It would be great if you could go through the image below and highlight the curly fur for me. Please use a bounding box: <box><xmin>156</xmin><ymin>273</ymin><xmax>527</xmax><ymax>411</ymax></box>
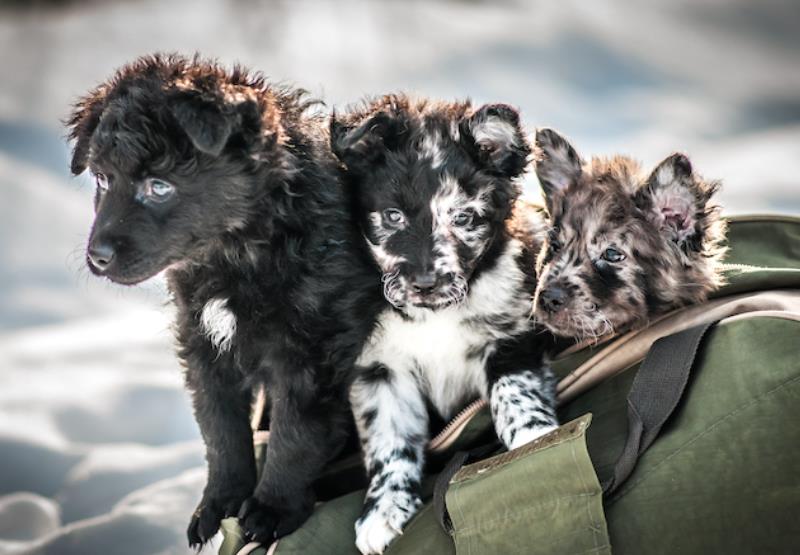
<box><xmin>67</xmin><ymin>53</ymin><xmax>384</xmax><ymax>548</ymax></box>
<box><xmin>332</xmin><ymin>96</ymin><xmax>559</xmax><ymax>554</ymax></box>
<box><xmin>532</xmin><ymin>128</ymin><xmax>727</xmax><ymax>339</ymax></box>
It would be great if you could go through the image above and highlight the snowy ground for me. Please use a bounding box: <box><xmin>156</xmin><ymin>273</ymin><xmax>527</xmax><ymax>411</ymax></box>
<box><xmin>1</xmin><ymin>0</ymin><xmax>798</xmax><ymax>553</ymax></box>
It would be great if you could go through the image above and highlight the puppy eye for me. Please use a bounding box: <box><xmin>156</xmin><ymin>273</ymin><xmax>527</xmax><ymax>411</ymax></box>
<box><xmin>452</xmin><ymin>209</ymin><xmax>474</xmax><ymax>227</ymax></box>
<box><xmin>145</xmin><ymin>178</ymin><xmax>176</xmax><ymax>201</ymax></box>
<box><xmin>382</xmin><ymin>208</ymin><xmax>405</xmax><ymax>227</ymax></box>
<box><xmin>95</xmin><ymin>173</ymin><xmax>109</xmax><ymax>192</ymax></box>
<box><xmin>602</xmin><ymin>247</ymin><xmax>625</xmax><ymax>262</ymax></box>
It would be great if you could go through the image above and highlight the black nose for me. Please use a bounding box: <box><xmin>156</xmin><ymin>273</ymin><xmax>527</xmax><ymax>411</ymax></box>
<box><xmin>88</xmin><ymin>242</ymin><xmax>116</xmax><ymax>273</ymax></box>
<box><xmin>540</xmin><ymin>287</ymin><xmax>567</xmax><ymax>312</ymax></box>
<box><xmin>410</xmin><ymin>272</ymin><xmax>438</xmax><ymax>294</ymax></box>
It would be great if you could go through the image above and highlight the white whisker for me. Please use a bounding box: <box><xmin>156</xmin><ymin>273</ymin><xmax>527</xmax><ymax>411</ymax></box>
<box><xmin>382</xmin><ymin>269</ymin><xmax>406</xmax><ymax>309</ymax></box>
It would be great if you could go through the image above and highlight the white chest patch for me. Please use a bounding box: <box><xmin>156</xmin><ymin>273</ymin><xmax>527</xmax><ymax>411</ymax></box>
<box><xmin>201</xmin><ymin>297</ymin><xmax>237</xmax><ymax>353</ymax></box>
<box><xmin>356</xmin><ymin>240</ymin><xmax>533</xmax><ymax>419</ymax></box>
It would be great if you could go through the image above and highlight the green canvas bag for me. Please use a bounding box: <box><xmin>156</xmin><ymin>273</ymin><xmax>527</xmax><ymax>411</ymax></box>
<box><xmin>220</xmin><ymin>214</ymin><xmax>800</xmax><ymax>555</ymax></box>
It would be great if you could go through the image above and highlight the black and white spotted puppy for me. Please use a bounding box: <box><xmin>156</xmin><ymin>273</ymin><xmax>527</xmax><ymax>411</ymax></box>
<box><xmin>332</xmin><ymin>96</ymin><xmax>560</xmax><ymax>555</ymax></box>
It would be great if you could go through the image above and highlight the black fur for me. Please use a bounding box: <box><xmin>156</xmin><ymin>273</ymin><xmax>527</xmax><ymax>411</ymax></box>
<box><xmin>331</xmin><ymin>95</ymin><xmax>560</xmax><ymax>554</ymax></box>
<box><xmin>67</xmin><ymin>54</ymin><xmax>384</xmax><ymax>547</ymax></box>
<box><xmin>331</xmin><ymin>95</ymin><xmax>527</xmax><ymax>310</ymax></box>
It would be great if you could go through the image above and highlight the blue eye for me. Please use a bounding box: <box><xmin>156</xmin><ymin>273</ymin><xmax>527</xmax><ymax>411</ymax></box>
<box><xmin>602</xmin><ymin>247</ymin><xmax>625</xmax><ymax>263</ymax></box>
<box><xmin>452</xmin><ymin>210</ymin><xmax>474</xmax><ymax>227</ymax></box>
<box><xmin>146</xmin><ymin>178</ymin><xmax>175</xmax><ymax>201</ymax></box>
<box><xmin>383</xmin><ymin>208</ymin><xmax>405</xmax><ymax>227</ymax></box>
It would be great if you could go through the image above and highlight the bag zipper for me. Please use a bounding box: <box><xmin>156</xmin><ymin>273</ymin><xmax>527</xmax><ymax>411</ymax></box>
<box><xmin>430</xmin><ymin>293</ymin><xmax>800</xmax><ymax>451</ymax></box>
<box><xmin>719</xmin><ymin>262</ymin><xmax>770</xmax><ymax>272</ymax></box>
<box><xmin>725</xmin><ymin>214</ymin><xmax>800</xmax><ymax>225</ymax></box>
<box><xmin>428</xmin><ymin>398</ymin><xmax>488</xmax><ymax>452</ymax></box>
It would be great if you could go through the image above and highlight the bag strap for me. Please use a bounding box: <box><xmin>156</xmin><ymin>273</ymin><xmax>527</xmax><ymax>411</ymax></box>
<box><xmin>601</xmin><ymin>320</ymin><xmax>717</xmax><ymax>498</ymax></box>
<box><xmin>433</xmin><ymin>321</ymin><xmax>717</xmax><ymax>533</ymax></box>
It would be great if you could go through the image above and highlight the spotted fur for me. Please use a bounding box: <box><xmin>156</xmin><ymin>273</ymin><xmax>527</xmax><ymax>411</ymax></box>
<box><xmin>490</xmin><ymin>369</ymin><xmax>557</xmax><ymax>449</ymax></box>
<box><xmin>332</xmin><ymin>96</ymin><xmax>559</xmax><ymax>554</ymax></box>
<box><xmin>532</xmin><ymin>128</ymin><xmax>728</xmax><ymax>340</ymax></box>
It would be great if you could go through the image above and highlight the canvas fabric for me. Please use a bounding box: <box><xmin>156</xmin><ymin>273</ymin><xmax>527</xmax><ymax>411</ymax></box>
<box><xmin>219</xmin><ymin>214</ymin><xmax>800</xmax><ymax>555</ymax></box>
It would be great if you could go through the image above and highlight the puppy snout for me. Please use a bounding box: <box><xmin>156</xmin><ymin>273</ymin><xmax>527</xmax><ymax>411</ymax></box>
<box><xmin>540</xmin><ymin>286</ymin><xmax>567</xmax><ymax>313</ymax></box>
<box><xmin>410</xmin><ymin>272</ymin><xmax>438</xmax><ymax>294</ymax></box>
<box><xmin>88</xmin><ymin>240</ymin><xmax>116</xmax><ymax>273</ymax></box>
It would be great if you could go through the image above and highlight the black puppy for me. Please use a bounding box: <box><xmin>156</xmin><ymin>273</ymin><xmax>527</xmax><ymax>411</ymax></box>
<box><xmin>67</xmin><ymin>54</ymin><xmax>382</xmax><ymax>546</ymax></box>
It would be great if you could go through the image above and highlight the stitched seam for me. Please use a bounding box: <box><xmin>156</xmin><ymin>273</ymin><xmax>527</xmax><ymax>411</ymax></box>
<box><xmin>571</xmin><ymin>437</ymin><xmax>598</xmax><ymax>553</ymax></box>
<box><xmin>451</xmin><ymin>481</ymin><xmax>471</xmax><ymax>555</ymax></box>
<box><xmin>611</xmin><ymin>373</ymin><xmax>800</xmax><ymax>503</ymax></box>
<box><xmin>454</xmin><ymin>419</ymin><xmax>589</xmax><ymax>481</ymax></box>
<box><xmin>454</xmin><ymin>437</ymin><xmax>568</xmax><ymax>479</ymax></box>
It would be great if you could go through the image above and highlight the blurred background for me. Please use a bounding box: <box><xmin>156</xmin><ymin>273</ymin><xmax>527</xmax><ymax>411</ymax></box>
<box><xmin>1</xmin><ymin>0</ymin><xmax>798</xmax><ymax>553</ymax></box>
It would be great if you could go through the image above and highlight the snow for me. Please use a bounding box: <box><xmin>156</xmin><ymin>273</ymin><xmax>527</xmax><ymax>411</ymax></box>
<box><xmin>0</xmin><ymin>0</ymin><xmax>798</xmax><ymax>553</ymax></box>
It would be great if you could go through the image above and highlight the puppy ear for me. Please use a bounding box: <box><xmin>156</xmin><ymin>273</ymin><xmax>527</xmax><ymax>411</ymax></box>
<box><xmin>638</xmin><ymin>153</ymin><xmax>711</xmax><ymax>246</ymax></box>
<box><xmin>460</xmin><ymin>103</ymin><xmax>529</xmax><ymax>178</ymax></box>
<box><xmin>534</xmin><ymin>128</ymin><xmax>583</xmax><ymax>208</ymax></box>
<box><xmin>169</xmin><ymin>91</ymin><xmax>234</xmax><ymax>157</ymax></box>
<box><xmin>66</xmin><ymin>87</ymin><xmax>109</xmax><ymax>175</ymax></box>
<box><xmin>330</xmin><ymin>111</ymin><xmax>403</xmax><ymax>172</ymax></box>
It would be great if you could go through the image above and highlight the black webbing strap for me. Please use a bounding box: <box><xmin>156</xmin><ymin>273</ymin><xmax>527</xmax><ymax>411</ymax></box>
<box><xmin>601</xmin><ymin>320</ymin><xmax>718</xmax><ymax>498</ymax></box>
<box><xmin>433</xmin><ymin>441</ymin><xmax>500</xmax><ymax>534</ymax></box>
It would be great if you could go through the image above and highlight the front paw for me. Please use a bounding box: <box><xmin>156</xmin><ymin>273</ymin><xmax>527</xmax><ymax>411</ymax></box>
<box><xmin>508</xmin><ymin>423</ymin><xmax>558</xmax><ymax>450</ymax></box>
<box><xmin>187</xmin><ymin>492</ymin><xmax>249</xmax><ymax>548</ymax></box>
<box><xmin>237</xmin><ymin>492</ymin><xmax>313</xmax><ymax>544</ymax></box>
<box><xmin>355</xmin><ymin>494</ymin><xmax>422</xmax><ymax>555</ymax></box>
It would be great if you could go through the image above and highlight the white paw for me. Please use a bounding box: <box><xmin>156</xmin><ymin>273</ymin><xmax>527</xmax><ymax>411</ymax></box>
<box><xmin>509</xmin><ymin>424</ymin><xmax>558</xmax><ymax>450</ymax></box>
<box><xmin>354</xmin><ymin>498</ymin><xmax>420</xmax><ymax>555</ymax></box>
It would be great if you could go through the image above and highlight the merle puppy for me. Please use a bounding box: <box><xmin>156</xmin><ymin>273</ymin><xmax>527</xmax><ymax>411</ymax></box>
<box><xmin>67</xmin><ymin>55</ymin><xmax>383</xmax><ymax>547</ymax></box>
<box><xmin>532</xmin><ymin>128</ymin><xmax>727</xmax><ymax>339</ymax></box>
<box><xmin>332</xmin><ymin>95</ymin><xmax>560</xmax><ymax>554</ymax></box>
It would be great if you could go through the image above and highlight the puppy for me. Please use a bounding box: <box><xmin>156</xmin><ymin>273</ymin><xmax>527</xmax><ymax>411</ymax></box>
<box><xmin>332</xmin><ymin>95</ymin><xmax>560</xmax><ymax>555</ymax></box>
<box><xmin>532</xmin><ymin>128</ymin><xmax>727</xmax><ymax>339</ymax></box>
<box><xmin>67</xmin><ymin>54</ymin><xmax>383</xmax><ymax>547</ymax></box>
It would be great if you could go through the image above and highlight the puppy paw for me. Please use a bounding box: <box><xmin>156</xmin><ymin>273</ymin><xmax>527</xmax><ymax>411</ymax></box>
<box><xmin>508</xmin><ymin>424</ymin><xmax>558</xmax><ymax>450</ymax></box>
<box><xmin>237</xmin><ymin>493</ymin><xmax>313</xmax><ymax>544</ymax></box>
<box><xmin>354</xmin><ymin>495</ymin><xmax>422</xmax><ymax>555</ymax></box>
<box><xmin>187</xmin><ymin>493</ymin><xmax>248</xmax><ymax>548</ymax></box>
